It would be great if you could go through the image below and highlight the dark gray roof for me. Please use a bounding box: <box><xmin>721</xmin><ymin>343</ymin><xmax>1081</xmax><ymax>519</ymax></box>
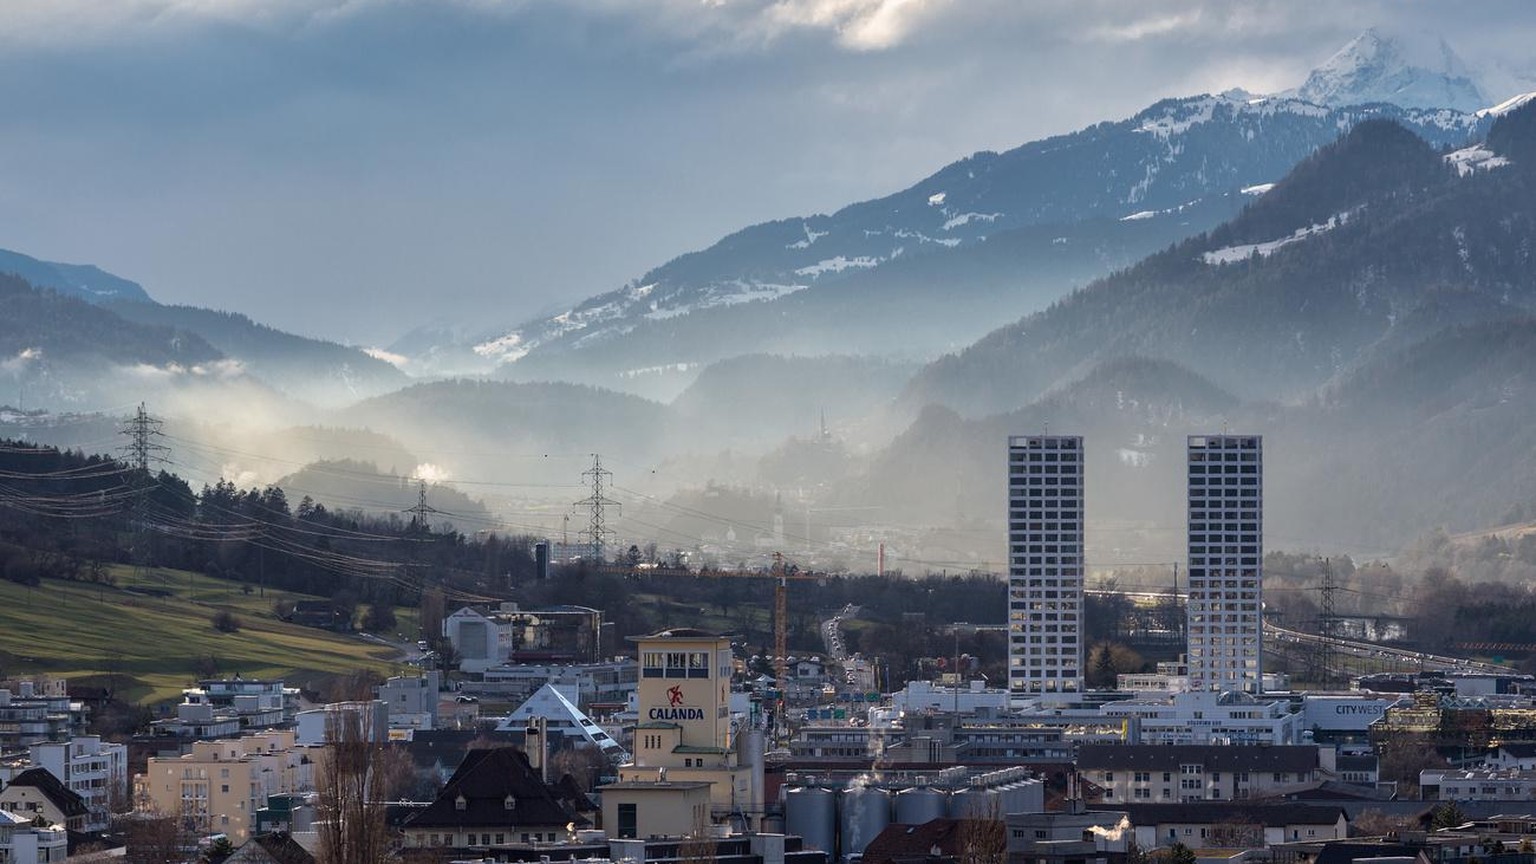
<box><xmin>1311</xmin><ymin>842</ymin><xmax>1426</xmax><ymax>864</ymax></box>
<box><xmin>402</xmin><ymin>748</ymin><xmax>589</xmax><ymax>831</ymax></box>
<box><xmin>4</xmin><ymin>768</ymin><xmax>87</xmax><ymax>817</ymax></box>
<box><xmin>1099</xmin><ymin>803</ymin><xmax>1347</xmax><ymax>827</ymax></box>
<box><xmin>1336</xmin><ymin>755</ymin><xmax>1379</xmax><ymax>772</ymax></box>
<box><xmin>1076</xmin><ymin>744</ymin><xmax>1320</xmax><ymax>773</ymax></box>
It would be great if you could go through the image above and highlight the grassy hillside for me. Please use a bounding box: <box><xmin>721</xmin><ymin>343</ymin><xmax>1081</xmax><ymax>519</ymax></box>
<box><xmin>0</xmin><ymin>565</ymin><xmax>408</xmax><ymax>705</ymax></box>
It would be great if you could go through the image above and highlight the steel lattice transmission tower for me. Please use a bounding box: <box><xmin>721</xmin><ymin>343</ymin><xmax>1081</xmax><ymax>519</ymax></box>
<box><xmin>404</xmin><ymin>479</ymin><xmax>440</xmax><ymax>533</ymax></box>
<box><xmin>1315</xmin><ymin>557</ymin><xmax>1339</xmax><ymax>688</ymax></box>
<box><xmin>118</xmin><ymin>403</ymin><xmax>169</xmax><ymax>587</ymax></box>
<box><xmin>119</xmin><ymin>403</ymin><xmax>170</xmax><ymax>475</ymax></box>
<box><xmin>575</xmin><ymin>454</ymin><xmax>619</xmax><ymax>564</ymax></box>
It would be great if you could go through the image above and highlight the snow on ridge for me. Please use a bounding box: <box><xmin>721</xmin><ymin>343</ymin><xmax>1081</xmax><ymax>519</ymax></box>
<box><xmin>363</xmin><ymin>347</ymin><xmax>409</xmax><ymax>369</ymax></box>
<box><xmin>1202</xmin><ymin>211</ymin><xmax>1355</xmax><ymax>265</ymax></box>
<box><xmin>1136</xmin><ymin>95</ymin><xmax>1224</xmax><ymax>137</ymax></box>
<box><xmin>941</xmin><ymin>211</ymin><xmax>1002</xmax><ymax>231</ymax></box>
<box><xmin>1118</xmin><ymin>198</ymin><xmax>1206</xmax><ymax>222</ymax></box>
<box><xmin>1478</xmin><ymin>91</ymin><xmax>1536</xmax><ymax>118</ymax></box>
<box><xmin>619</xmin><ymin>361</ymin><xmax>699</xmax><ymax>380</ymax></box>
<box><xmin>794</xmin><ymin>256</ymin><xmax>881</xmax><ymax>278</ymax></box>
<box><xmin>1445</xmin><ymin>144</ymin><xmax>1511</xmax><ymax>177</ymax></box>
<box><xmin>1241</xmin><ymin>183</ymin><xmax>1276</xmax><ymax>196</ymax></box>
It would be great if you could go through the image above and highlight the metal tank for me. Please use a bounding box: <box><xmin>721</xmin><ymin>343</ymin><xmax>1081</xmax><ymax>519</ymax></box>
<box><xmin>1011</xmin><ymin>778</ymin><xmax>1044</xmax><ymax>814</ymax></box>
<box><xmin>785</xmin><ymin>785</ymin><xmax>837</xmax><ymax>855</ymax></box>
<box><xmin>894</xmin><ymin>785</ymin><xmax>948</xmax><ymax>825</ymax></box>
<box><xmin>948</xmin><ymin>786</ymin><xmax>1000</xmax><ymax>820</ymax></box>
<box><xmin>839</xmin><ymin>785</ymin><xmax>892</xmax><ymax>860</ymax></box>
<box><xmin>737</xmin><ymin>726</ymin><xmax>766</xmax><ymax>815</ymax></box>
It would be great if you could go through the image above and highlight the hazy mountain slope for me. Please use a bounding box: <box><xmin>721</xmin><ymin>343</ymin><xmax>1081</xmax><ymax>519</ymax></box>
<box><xmin>839</xmin><ymin>357</ymin><xmax>1239</xmax><ymax>544</ymax></box>
<box><xmin>1272</xmin><ymin>318</ymin><xmax>1536</xmax><ymax>550</ymax></box>
<box><xmin>0</xmin><ymin>273</ymin><xmax>234</xmax><ymax>409</ymax></box>
<box><xmin>904</xmin><ymin>108</ymin><xmax>1536</xmax><ymax>417</ymax></box>
<box><xmin>667</xmin><ymin>354</ymin><xmax>916</xmax><ymax>450</ymax></box>
<box><xmin>106</xmin><ymin>301</ymin><xmax>409</xmax><ymax>407</ymax></box>
<box><xmin>0</xmin><ymin>248</ymin><xmax>153</xmax><ymax>304</ymax></box>
<box><xmin>500</xmin><ymin>194</ymin><xmax>1247</xmax><ymax>397</ymax></box>
<box><xmin>432</xmin><ymin>73</ymin><xmax>1486</xmax><ymax>385</ymax></box>
<box><xmin>338</xmin><ymin>380</ymin><xmax>670</xmax><ymax>489</ymax></box>
<box><xmin>275</xmin><ymin>458</ymin><xmax>492</xmax><ymax>527</ymax></box>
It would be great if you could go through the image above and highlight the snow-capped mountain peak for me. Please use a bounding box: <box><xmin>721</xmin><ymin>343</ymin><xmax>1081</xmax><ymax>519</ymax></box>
<box><xmin>1291</xmin><ymin>27</ymin><xmax>1486</xmax><ymax>113</ymax></box>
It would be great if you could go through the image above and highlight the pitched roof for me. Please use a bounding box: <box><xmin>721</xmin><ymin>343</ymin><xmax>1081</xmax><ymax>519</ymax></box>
<box><xmin>861</xmin><ymin>818</ymin><xmax>1003</xmax><ymax>864</ymax></box>
<box><xmin>402</xmin><ymin>747</ymin><xmax>590</xmax><ymax>830</ymax></box>
<box><xmin>552</xmin><ymin>774</ymin><xmax>598</xmax><ymax>815</ymax></box>
<box><xmin>1311</xmin><ymin>842</ymin><xmax>1426</xmax><ymax>864</ymax></box>
<box><xmin>227</xmin><ymin>832</ymin><xmax>317</xmax><ymax>864</ymax></box>
<box><xmin>3</xmin><ymin>768</ymin><xmax>88</xmax><ymax>817</ymax></box>
<box><xmin>1102</xmin><ymin>803</ymin><xmax>1347</xmax><ymax>827</ymax></box>
<box><xmin>1076</xmin><ymin>744</ymin><xmax>1320</xmax><ymax>773</ymax></box>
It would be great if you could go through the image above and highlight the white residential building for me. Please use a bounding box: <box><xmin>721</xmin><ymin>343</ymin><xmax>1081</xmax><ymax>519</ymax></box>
<box><xmin>26</xmin><ymin>736</ymin><xmax>128</xmax><ymax>831</ymax></box>
<box><xmin>377</xmin><ymin>672</ymin><xmax>440</xmax><ymax>731</ymax></box>
<box><xmin>1186</xmin><ymin>434</ymin><xmax>1263</xmax><ymax>694</ymax></box>
<box><xmin>1007</xmin><ymin>435</ymin><xmax>1085</xmax><ymax>703</ymax></box>
<box><xmin>294</xmin><ymin>700</ymin><xmax>390</xmax><ymax>747</ymax></box>
<box><xmin>0</xmin><ymin>810</ymin><xmax>67</xmax><ymax>864</ymax></box>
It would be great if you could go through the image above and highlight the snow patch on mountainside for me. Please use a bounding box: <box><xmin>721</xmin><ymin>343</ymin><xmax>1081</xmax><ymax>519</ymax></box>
<box><xmin>1241</xmin><ymin>183</ymin><xmax>1277</xmax><ymax>196</ymax></box>
<box><xmin>786</xmin><ymin>222</ymin><xmax>830</xmax><ymax>249</ymax></box>
<box><xmin>643</xmin><ymin>280</ymin><xmax>809</xmax><ymax>321</ymax></box>
<box><xmin>1203</xmin><ymin>211</ymin><xmax>1356</xmax><ymax>265</ymax></box>
<box><xmin>1445</xmin><ymin>145</ymin><xmax>1511</xmax><ymax>177</ymax></box>
<box><xmin>473</xmin><ymin>331</ymin><xmax>531</xmax><ymax>361</ymax></box>
<box><xmin>941</xmin><ymin>211</ymin><xmax>1002</xmax><ymax>231</ymax></box>
<box><xmin>794</xmin><ymin>256</ymin><xmax>881</xmax><ymax>277</ymax></box>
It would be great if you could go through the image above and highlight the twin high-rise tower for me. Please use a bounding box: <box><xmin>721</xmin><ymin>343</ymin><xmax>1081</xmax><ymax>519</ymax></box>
<box><xmin>1006</xmin><ymin>434</ymin><xmax>1263</xmax><ymax>704</ymax></box>
<box><xmin>1006</xmin><ymin>436</ymin><xmax>1085</xmax><ymax>698</ymax></box>
<box><xmin>1184</xmin><ymin>435</ymin><xmax>1263</xmax><ymax>693</ymax></box>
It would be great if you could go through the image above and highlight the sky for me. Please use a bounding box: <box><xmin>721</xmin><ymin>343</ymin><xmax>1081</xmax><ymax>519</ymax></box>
<box><xmin>0</xmin><ymin>0</ymin><xmax>1533</xmax><ymax>348</ymax></box>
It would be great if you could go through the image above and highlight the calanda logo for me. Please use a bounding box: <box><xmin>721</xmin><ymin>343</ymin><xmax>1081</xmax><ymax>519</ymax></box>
<box><xmin>649</xmin><ymin>684</ymin><xmax>705</xmax><ymax>721</ymax></box>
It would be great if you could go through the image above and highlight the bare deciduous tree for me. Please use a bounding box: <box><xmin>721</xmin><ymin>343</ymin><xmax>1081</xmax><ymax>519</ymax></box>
<box><xmin>317</xmin><ymin>707</ymin><xmax>392</xmax><ymax>864</ymax></box>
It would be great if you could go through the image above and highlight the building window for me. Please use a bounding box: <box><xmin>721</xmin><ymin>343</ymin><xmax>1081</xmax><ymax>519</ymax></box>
<box><xmin>618</xmin><ymin>803</ymin><xmax>638</xmax><ymax>839</ymax></box>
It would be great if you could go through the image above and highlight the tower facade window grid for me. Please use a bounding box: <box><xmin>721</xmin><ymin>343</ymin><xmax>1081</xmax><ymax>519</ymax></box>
<box><xmin>1006</xmin><ymin>435</ymin><xmax>1084</xmax><ymax>699</ymax></box>
<box><xmin>1185</xmin><ymin>435</ymin><xmax>1263</xmax><ymax>694</ymax></box>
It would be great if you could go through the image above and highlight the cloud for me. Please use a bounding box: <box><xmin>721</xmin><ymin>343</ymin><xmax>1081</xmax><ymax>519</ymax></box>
<box><xmin>753</xmin><ymin>0</ymin><xmax>948</xmax><ymax>50</ymax></box>
<box><xmin>1</xmin><ymin>348</ymin><xmax>43</xmax><ymax>375</ymax></box>
<box><xmin>0</xmin><ymin>0</ymin><xmax>947</xmax><ymax>52</ymax></box>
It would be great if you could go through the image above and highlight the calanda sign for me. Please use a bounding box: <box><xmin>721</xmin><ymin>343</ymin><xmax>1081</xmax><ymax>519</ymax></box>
<box><xmin>648</xmin><ymin>684</ymin><xmax>705</xmax><ymax>721</ymax></box>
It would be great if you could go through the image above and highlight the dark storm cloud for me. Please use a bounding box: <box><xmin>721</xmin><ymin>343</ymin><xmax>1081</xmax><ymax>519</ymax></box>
<box><xmin>0</xmin><ymin>0</ymin><xmax>1530</xmax><ymax>345</ymax></box>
